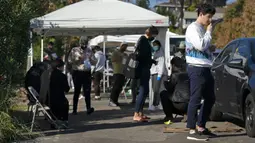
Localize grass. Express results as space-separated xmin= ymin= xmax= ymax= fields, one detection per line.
xmin=0 ymin=96 xmax=41 ymax=143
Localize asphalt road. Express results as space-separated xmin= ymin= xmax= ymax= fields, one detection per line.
xmin=21 ymin=96 xmax=255 ymax=143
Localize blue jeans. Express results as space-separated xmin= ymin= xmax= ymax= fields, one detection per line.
xmin=186 ymin=66 xmax=215 ymax=129
xmin=135 ymin=68 xmax=150 ymax=113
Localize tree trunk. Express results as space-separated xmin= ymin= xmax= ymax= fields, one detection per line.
xmin=179 ymin=0 xmax=185 ymax=34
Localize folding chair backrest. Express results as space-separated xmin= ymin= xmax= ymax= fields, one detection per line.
xmin=28 ymin=86 xmax=40 ymax=103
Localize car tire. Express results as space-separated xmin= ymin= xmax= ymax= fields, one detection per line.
xmin=244 ymin=94 xmax=255 ymax=137
xmin=210 ymin=105 xmax=223 ymax=121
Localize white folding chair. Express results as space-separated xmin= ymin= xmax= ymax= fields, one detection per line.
xmin=120 ymin=78 xmax=131 ymax=103
xmin=28 ymin=86 xmax=60 ymax=132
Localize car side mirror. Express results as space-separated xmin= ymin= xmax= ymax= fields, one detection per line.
xmin=227 ymin=59 xmax=243 ymax=70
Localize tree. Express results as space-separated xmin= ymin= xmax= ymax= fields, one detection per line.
xmin=213 ymin=0 xmax=254 ymax=48
xmin=136 ymin=0 xmax=150 ymax=9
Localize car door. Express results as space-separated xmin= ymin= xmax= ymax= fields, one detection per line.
xmin=212 ymin=41 xmax=238 ymax=113
xmin=225 ymin=40 xmax=251 ymax=116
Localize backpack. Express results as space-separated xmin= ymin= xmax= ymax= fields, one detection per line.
xmin=24 ymin=62 xmax=49 ymax=103
xmin=123 ymin=36 xmax=144 ymax=79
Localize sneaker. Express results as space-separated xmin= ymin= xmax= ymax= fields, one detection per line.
xmin=148 ymin=105 xmax=156 ymax=111
xmin=79 ymin=95 xmax=84 ymax=100
xmin=94 ymin=96 xmax=101 ymax=100
xmin=108 ymin=101 xmax=118 ymax=107
xmin=87 ymin=107 xmax=94 ymax=115
xmin=187 ymin=130 xmax=209 ymax=141
xmin=163 ymin=117 xmax=173 ymax=125
xmin=198 ymin=128 xmax=217 ymax=138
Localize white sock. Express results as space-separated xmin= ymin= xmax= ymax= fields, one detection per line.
xmin=189 ymin=129 xmax=196 ymax=134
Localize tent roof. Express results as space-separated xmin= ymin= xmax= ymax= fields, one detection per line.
xmin=89 ymin=31 xmax=177 ymax=46
xmin=30 ymin=0 xmax=169 ymax=36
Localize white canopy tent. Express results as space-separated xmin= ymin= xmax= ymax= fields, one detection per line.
xmin=30 ymin=0 xmax=169 ymax=36
xmin=29 ymin=0 xmax=169 ymax=92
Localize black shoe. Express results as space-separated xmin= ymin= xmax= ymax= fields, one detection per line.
xmin=72 ymin=111 xmax=77 ymax=115
xmin=187 ymin=130 xmax=209 ymax=141
xmin=199 ymin=128 xmax=217 ymax=138
xmin=87 ymin=107 xmax=94 ymax=115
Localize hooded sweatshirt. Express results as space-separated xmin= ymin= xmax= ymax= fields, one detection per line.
xmin=94 ymin=50 xmax=106 ymax=73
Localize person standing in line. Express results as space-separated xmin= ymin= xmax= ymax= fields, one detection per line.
xmin=148 ymin=40 xmax=167 ymax=111
xmin=185 ymin=3 xmax=217 ymax=141
xmin=44 ymin=42 xmax=58 ymax=61
xmin=68 ymin=36 xmax=96 ymax=115
xmin=108 ymin=42 xmax=128 ymax=107
xmin=93 ymin=45 xmax=106 ymax=100
xmin=133 ymin=26 xmax=158 ymax=122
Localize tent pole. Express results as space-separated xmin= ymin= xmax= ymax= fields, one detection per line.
xmin=30 ymin=30 xmax=33 ymax=66
xmin=40 ymin=36 xmax=44 ymax=62
xmin=103 ymin=35 xmax=106 ymax=93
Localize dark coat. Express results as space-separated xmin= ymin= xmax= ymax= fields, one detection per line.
xmin=164 ymin=72 xmax=190 ymax=103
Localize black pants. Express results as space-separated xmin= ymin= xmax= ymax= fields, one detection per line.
xmin=72 ymin=70 xmax=92 ymax=112
xmin=93 ymin=71 xmax=103 ymax=96
xmin=187 ymin=66 xmax=215 ymax=129
xmin=110 ymin=74 xmax=125 ymax=103
xmin=131 ymin=79 xmax=139 ymax=102
xmin=160 ymin=90 xmax=188 ymax=119
xmin=50 ymin=98 xmax=69 ymax=121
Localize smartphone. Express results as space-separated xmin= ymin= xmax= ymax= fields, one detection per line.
xmin=212 ymin=18 xmax=223 ymax=27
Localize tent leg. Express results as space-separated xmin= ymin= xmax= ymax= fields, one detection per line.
xmin=41 ymin=36 xmax=44 ymax=62
xmin=103 ymin=35 xmax=106 ymax=93
xmin=27 ymin=30 xmax=33 ymax=71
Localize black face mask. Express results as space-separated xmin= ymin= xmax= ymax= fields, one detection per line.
xmin=148 ymin=37 xmax=155 ymax=41
xmin=81 ymin=45 xmax=87 ymax=50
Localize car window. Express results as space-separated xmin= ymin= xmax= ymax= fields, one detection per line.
xmin=232 ymin=40 xmax=251 ymax=66
xmin=214 ymin=42 xmax=237 ymax=63
xmin=233 ymin=40 xmax=251 ymax=59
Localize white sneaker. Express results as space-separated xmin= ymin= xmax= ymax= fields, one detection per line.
xmin=79 ymin=95 xmax=84 ymax=100
xmin=95 ymin=96 xmax=101 ymax=100
xmin=148 ymin=105 xmax=156 ymax=111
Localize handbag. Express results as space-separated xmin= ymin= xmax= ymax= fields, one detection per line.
xmin=123 ymin=36 xmax=145 ymax=79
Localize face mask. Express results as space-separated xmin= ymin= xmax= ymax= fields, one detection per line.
xmin=148 ymin=37 xmax=155 ymax=41
xmin=152 ymin=46 xmax=159 ymax=51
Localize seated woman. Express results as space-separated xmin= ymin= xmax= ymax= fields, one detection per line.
xmin=49 ymin=59 xmax=70 ymax=128
xmin=160 ymin=57 xmax=189 ymax=125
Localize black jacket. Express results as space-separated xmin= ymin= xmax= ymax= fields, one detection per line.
xmin=49 ymin=69 xmax=70 ymax=105
xmin=164 ymin=72 xmax=190 ymax=103
xmin=136 ymin=36 xmax=155 ymax=69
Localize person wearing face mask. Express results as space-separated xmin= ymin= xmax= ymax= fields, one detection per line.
xmin=185 ymin=3 xmax=217 ymax=141
xmin=133 ymin=26 xmax=158 ymax=122
xmin=174 ymin=41 xmax=186 ymax=60
xmin=48 ymin=59 xmax=70 ymax=129
xmin=148 ymin=40 xmax=167 ymax=111
xmin=68 ymin=36 xmax=96 ymax=115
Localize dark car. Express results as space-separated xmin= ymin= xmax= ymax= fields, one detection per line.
xmin=210 ymin=38 xmax=255 ymax=137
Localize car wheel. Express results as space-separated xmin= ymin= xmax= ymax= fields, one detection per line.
xmin=210 ymin=105 xmax=223 ymax=121
xmin=245 ymin=94 xmax=255 ymax=137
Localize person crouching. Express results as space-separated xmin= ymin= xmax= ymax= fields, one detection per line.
xmin=160 ymin=57 xmax=189 ymax=125
xmin=49 ymin=59 xmax=70 ymax=128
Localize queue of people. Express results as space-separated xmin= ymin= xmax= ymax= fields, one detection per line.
xmin=24 ymin=3 xmax=218 ymax=141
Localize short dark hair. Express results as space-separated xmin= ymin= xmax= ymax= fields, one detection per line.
xmin=51 ymin=59 xmax=64 ymax=69
xmin=197 ymin=3 xmax=216 ymax=16
xmin=148 ymin=26 xmax=159 ymax=35
xmin=94 ymin=45 xmax=101 ymax=51
xmin=48 ymin=42 xmax=54 ymax=46
xmin=153 ymin=40 xmax=161 ymax=47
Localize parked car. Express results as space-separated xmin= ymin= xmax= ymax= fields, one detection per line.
xmin=210 ymin=38 xmax=255 ymax=137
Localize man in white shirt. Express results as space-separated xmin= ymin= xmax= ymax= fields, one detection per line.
xmin=185 ymin=3 xmax=217 ymax=141
xmin=92 ymin=46 xmax=106 ymax=100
